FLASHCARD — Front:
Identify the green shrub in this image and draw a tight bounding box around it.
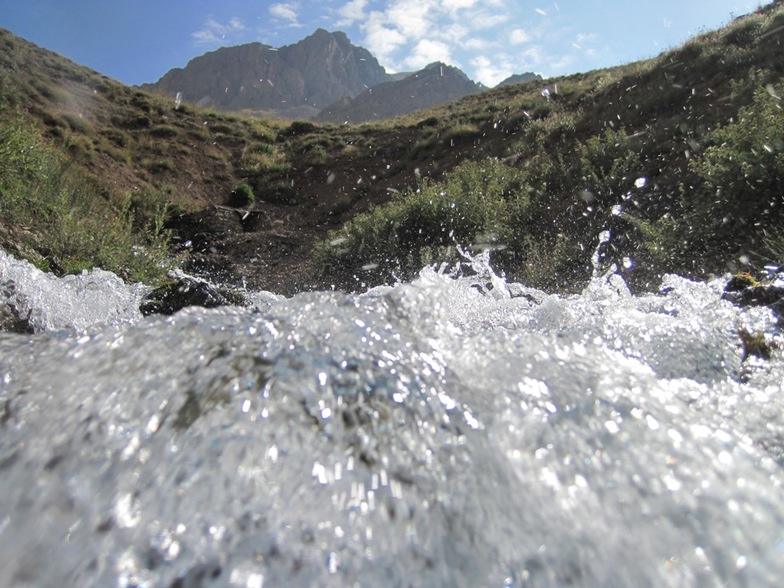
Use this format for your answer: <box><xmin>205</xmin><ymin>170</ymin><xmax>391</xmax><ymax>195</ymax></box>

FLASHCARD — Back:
<box><xmin>304</xmin><ymin>144</ymin><xmax>329</xmax><ymax>166</ymax></box>
<box><xmin>142</xmin><ymin>158</ymin><xmax>175</xmax><ymax>173</ymax></box>
<box><xmin>685</xmin><ymin>82</ymin><xmax>784</xmax><ymax>251</ymax></box>
<box><xmin>248</xmin><ymin>122</ymin><xmax>277</xmax><ymax>143</ymax></box>
<box><xmin>240</xmin><ymin>144</ymin><xmax>289</xmax><ymax>176</ymax></box>
<box><xmin>0</xmin><ymin>105</ymin><xmax>173</xmax><ymax>282</ymax></box>
<box><xmin>103</xmin><ymin>128</ymin><xmax>130</xmax><ymax>148</ymax></box>
<box><xmin>577</xmin><ymin>128</ymin><xmax>642</xmax><ymax>206</ymax></box>
<box><xmin>443</xmin><ymin>123</ymin><xmax>482</xmax><ymax>145</ymax></box>
<box><xmin>150</xmin><ymin>124</ymin><xmax>179</xmax><ymax>138</ymax></box>
<box><xmin>315</xmin><ymin>158</ymin><xmax>529</xmax><ymax>285</ymax></box>
<box><xmin>278</xmin><ymin>120</ymin><xmax>317</xmax><ymax>138</ymax></box>
<box><xmin>59</xmin><ymin>111</ymin><xmax>93</xmax><ymax>134</ymax></box>
<box><xmin>127</xmin><ymin>114</ymin><xmax>152</xmax><ymax>129</ymax></box>
<box><xmin>416</xmin><ymin>116</ymin><xmax>440</xmax><ymax>128</ymax></box>
<box><xmin>208</xmin><ymin>123</ymin><xmax>234</xmax><ymax>135</ymax></box>
<box><xmin>229</xmin><ymin>182</ymin><xmax>255</xmax><ymax>207</ymax></box>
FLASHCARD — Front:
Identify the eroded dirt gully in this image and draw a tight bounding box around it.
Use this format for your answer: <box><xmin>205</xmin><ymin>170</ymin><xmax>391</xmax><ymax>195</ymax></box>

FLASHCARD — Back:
<box><xmin>166</xmin><ymin>123</ymin><xmax>509</xmax><ymax>295</ymax></box>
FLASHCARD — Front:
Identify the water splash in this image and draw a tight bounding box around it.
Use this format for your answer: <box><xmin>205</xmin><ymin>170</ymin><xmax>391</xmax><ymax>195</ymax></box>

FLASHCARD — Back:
<box><xmin>1</xmin><ymin>250</ymin><xmax>783</xmax><ymax>587</ymax></box>
<box><xmin>0</xmin><ymin>250</ymin><xmax>148</xmax><ymax>332</ymax></box>
<box><xmin>591</xmin><ymin>229</ymin><xmax>612</xmax><ymax>277</ymax></box>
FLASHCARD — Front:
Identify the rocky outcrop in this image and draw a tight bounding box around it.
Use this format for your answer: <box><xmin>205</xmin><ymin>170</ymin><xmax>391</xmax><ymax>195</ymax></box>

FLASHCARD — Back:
<box><xmin>140</xmin><ymin>276</ymin><xmax>248</xmax><ymax>316</ymax></box>
<box><xmin>315</xmin><ymin>62</ymin><xmax>484</xmax><ymax>124</ymax></box>
<box><xmin>141</xmin><ymin>29</ymin><xmax>389</xmax><ymax>119</ymax></box>
<box><xmin>722</xmin><ymin>272</ymin><xmax>784</xmax><ymax>320</ymax></box>
<box><xmin>497</xmin><ymin>72</ymin><xmax>543</xmax><ymax>87</ymax></box>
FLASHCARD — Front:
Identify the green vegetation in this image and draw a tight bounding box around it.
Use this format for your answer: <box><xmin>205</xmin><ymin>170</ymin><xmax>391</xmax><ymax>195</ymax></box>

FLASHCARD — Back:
<box><xmin>315</xmin><ymin>159</ymin><xmax>524</xmax><ymax>284</ymax></box>
<box><xmin>639</xmin><ymin>77</ymin><xmax>784</xmax><ymax>273</ymax></box>
<box><xmin>0</xmin><ymin>104</ymin><xmax>173</xmax><ymax>282</ymax></box>
<box><xmin>686</xmin><ymin>80</ymin><xmax>784</xmax><ymax>253</ymax></box>
<box><xmin>316</xmin><ymin>129</ymin><xmax>647</xmax><ymax>289</ymax></box>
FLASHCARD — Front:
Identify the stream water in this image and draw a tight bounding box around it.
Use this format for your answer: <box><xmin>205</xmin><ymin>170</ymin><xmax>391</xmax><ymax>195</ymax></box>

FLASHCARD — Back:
<box><xmin>1</xmin><ymin>248</ymin><xmax>784</xmax><ymax>587</ymax></box>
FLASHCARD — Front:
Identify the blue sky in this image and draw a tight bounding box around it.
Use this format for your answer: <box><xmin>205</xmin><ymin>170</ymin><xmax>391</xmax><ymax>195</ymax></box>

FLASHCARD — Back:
<box><xmin>0</xmin><ymin>1</ymin><xmax>773</xmax><ymax>87</ymax></box>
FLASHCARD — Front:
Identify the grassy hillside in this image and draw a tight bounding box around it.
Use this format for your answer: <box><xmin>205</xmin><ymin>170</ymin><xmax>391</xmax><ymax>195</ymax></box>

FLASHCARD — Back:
<box><xmin>2</xmin><ymin>2</ymin><xmax>784</xmax><ymax>293</ymax></box>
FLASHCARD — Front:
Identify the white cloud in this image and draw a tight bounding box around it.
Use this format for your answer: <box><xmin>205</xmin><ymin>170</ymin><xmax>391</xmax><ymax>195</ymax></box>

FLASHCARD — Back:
<box><xmin>469</xmin><ymin>11</ymin><xmax>509</xmax><ymax>29</ymax></box>
<box><xmin>518</xmin><ymin>45</ymin><xmax>545</xmax><ymax>66</ymax></box>
<box><xmin>192</xmin><ymin>17</ymin><xmax>247</xmax><ymax>47</ymax></box>
<box><xmin>471</xmin><ymin>54</ymin><xmax>515</xmax><ymax>87</ymax></box>
<box><xmin>337</xmin><ymin>0</ymin><xmax>368</xmax><ymax>26</ymax></box>
<box><xmin>441</xmin><ymin>0</ymin><xmax>479</xmax><ymax>10</ymax></box>
<box><xmin>364</xmin><ymin>16</ymin><xmax>408</xmax><ymax>65</ymax></box>
<box><xmin>341</xmin><ymin>0</ymin><xmax>570</xmax><ymax>83</ymax></box>
<box><xmin>402</xmin><ymin>39</ymin><xmax>453</xmax><ymax>70</ymax></box>
<box><xmin>357</xmin><ymin>0</ymin><xmax>503</xmax><ymax>72</ymax></box>
<box><xmin>270</xmin><ymin>3</ymin><xmax>300</xmax><ymax>26</ymax></box>
<box><xmin>575</xmin><ymin>32</ymin><xmax>599</xmax><ymax>45</ymax></box>
<box><xmin>386</xmin><ymin>0</ymin><xmax>433</xmax><ymax>39</ymax></box>
<box><xmin>510</xmin><ymin>28</ymin><xmax>532</xmax><ymax>45</ymax></box>
<box><xmin>463</xmin><ymin>36</ymin><xmax>491</xmax><ymax>51</ymax></box>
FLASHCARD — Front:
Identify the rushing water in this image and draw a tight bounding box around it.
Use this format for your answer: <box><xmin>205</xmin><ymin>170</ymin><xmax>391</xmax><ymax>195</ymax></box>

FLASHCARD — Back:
<box><xmin>1</xmin><ymin>248</ymin><xmax>784</xmax><ymax>587</ymax></box>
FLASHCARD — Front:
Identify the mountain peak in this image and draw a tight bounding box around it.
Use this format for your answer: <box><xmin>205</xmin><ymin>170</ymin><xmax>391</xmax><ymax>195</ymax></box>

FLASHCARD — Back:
<box><xmin>142</xmin><ymin>29</ymin><xmax>388</xmax><ymax>119</ymax></box>
<box><xmin>423</xmin><ymin>62</ymin><xmax>471</xmax><ymax>81</ymax></box>
<box><xmin>142</xmin><ymin>29</ymin><xmax>484</xmax><ymax>121</ymax></box>
<box><xmin>307</xmin><ymin>28</ymin><xmax>350</xmax><ymax>45</ymax></box>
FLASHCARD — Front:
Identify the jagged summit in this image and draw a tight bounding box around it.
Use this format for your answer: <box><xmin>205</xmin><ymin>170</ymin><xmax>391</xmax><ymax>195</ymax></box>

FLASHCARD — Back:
<box><xmin>140</xmin><ymin>29</ymin><xmax>388</xmax><ymax>119</ymax></box>
<box><xmin>140</xmin><ymin>30</ymin><xmax>529</xmax><ymax>120</ymax></box>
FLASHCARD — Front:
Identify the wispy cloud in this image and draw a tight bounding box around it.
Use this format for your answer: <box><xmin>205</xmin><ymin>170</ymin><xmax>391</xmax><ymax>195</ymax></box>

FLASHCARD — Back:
<box><xmin>470</xmin><ymin>54</ymin><xmax>516</xmax><ymax>87</ymax></box>
<box><xmin>270</xmin><ymin>2</ymin><xmax>302</xmax><ymax>27</ymax></box>
<box><xmin>510</xmin><ymin>28</ymin><xmax>533</xmax><ymax>45</ymax></box>
<box><xmin>192</xmin><ymin>17</ymin><xmax>247</xmax><ymax>47</ymax></box>
<box><xmin>336</xmin><ymin>0</ymin><xmax>368</xmax><ymax>27</ymax></box>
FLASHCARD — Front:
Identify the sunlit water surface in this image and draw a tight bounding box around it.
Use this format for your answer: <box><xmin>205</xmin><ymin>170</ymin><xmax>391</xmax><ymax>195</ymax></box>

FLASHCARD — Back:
<box><xmin>2</xmin><ymin>249</ymin><xmax>784</xmax><ymax>587</ymax></box>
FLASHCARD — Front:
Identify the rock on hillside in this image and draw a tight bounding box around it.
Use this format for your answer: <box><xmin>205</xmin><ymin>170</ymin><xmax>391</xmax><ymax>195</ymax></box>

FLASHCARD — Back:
<box><xmin>315</xmin><ymin>62</ymin><xmax>484</xmax><ymax>124</ymax></box>
<box><xmin>496</xmin><ymin>72</ymin><xmax>543</xmax><ymax>87</ymax></box>
<box><xmin>140</xmin><ymin>29</ymin><xmax>389</xmax><ymax>119</ymax></box>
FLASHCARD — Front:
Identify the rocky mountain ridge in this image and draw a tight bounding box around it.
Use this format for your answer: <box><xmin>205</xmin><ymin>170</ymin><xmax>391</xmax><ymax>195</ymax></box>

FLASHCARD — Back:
<box><xmin>141</xmin><ymin>29</ymin><xmax>537</xmax><ymax>121</ymax></box>
<box><xmin>315</xmin><ymin>62</ymin><xmax>485</xmax><ymax>124</ymax></box>
<box><xmin>140</xmin><ymin>29</ymin><xmax>388</xmax><ymax>119</ymax></box>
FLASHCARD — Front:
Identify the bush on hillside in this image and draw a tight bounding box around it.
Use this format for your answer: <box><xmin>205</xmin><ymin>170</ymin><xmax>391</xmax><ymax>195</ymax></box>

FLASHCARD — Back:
<box><xmin>314</xmin><ymin>159</ymin><xmax>529</xmax><ymax>284</ymax></box>
<box><xmin>683</xmin><ymin>81</ymin><xmax>784</xmax><ymax>255</ymax></box>
<box><xmin>229</xmin><ymin>182</ymin><xmax>255</xmax><ymax>207</ymax></box>
<box><xmin>577</xmin><ymin>129</ymin><xmax>642</xmax><ymax>207</ymax></box>
<box><xmin>0</xmin><ymin>104</ymin><xmax>173</xmax><ymax>282</ymax></box>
